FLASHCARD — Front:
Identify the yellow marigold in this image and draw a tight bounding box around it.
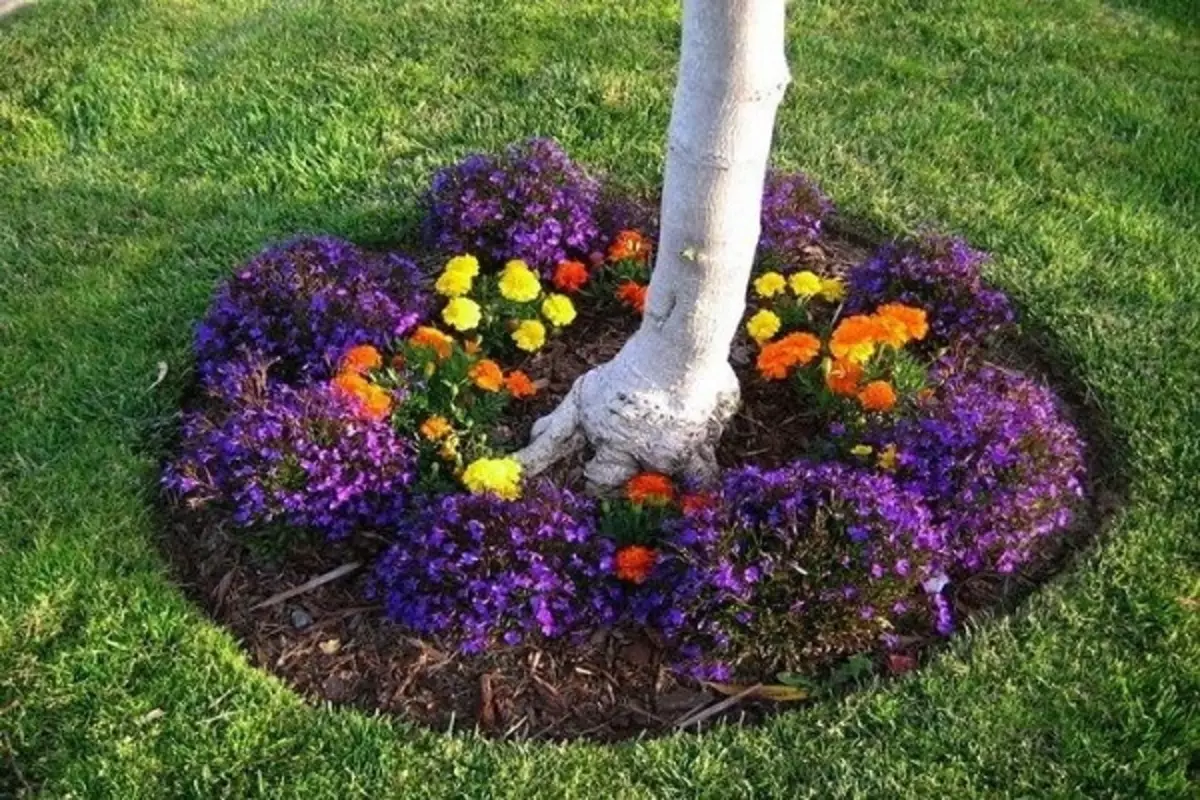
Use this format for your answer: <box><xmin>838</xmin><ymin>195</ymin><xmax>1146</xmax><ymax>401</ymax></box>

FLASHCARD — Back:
<box><xmin>876</xmin><ymin>302</ymin><xmax>929</xmax><ymax>342</ymax></box>
<box><xmin>877</xmin><ymin>444</ymin><xmax>899</xmax><ymax>471</ymax></box>
<box><xmin>419</xmin><ymin>415</ymin><xmax>453</xmax><ymax>441</ymax></box>
<box><xmin>410</xmin><ymin>326</ymin><xmax>453</xmax><ymax>360</ymax></box>
<box><xmin>789</xmin><ymin>270</ymin><xmax>823</xmax><ymax>298</ymax></box>
<box><xmin>745</xmin><ymin>309</ymin><xmax>782</xmax><ymax>344</ymax></box>
<box><xmin>498</xmin><ymin>259</ymin><xmax>542</xmax><ymax>303</ymax></box>
<box><xmin>444</xmin><ymin>254</ymin><xmax>480</xmax><ymax>278</ymax></box>
<box><xmin>512</xmin><ymin>319</ymin><xmax>546</xmax><ymax>352</ymax></box>
<box><xmin>441</xmin><ymin>297</ymin><xmax>482</xmax><ymax>332</ymax></box>
<box><xmin>858</xmin><ymin>380</ymin><xmax>898</xmax><ymax>412</ymax></box>
<box><xmin>819</xmin><ymin>277</ymin><xmax>846</xmax><ymax>302</ymax></box>
<box><xmin>469</xmin><ymin>359</ymin><xmax>504</xmax><ymax>392</ymax></box>
<box><xmin>434</xmin><ymin>265</ymin><xmax>473</xmax><ymax>298</ymax></box>
<box><xmin>753</xmin><ymin>271</ymin><xmax>788</xmax><ymax>299</ymax></box>
<box><xmin>830</xmin><ymin>315</ymin><xmax>879</xmax><ymax>364</ymax></box>
<box><xmin>461</xmin><ymin>457</ymin><xmax>523</xmax><ymax>500</ymax></box>
<box><xmin>541</xmin><ymin>293</ymin><xmax>577</xmax><ymax>327</ymax></box>
<box><xmin>438</xmin><ymin>433</ymin><xmax>460</xmax><ymax>462</ymax></box>
<box><xmin>340</xmin><ymin>344</ymin><xmax>382</xmax><ymax>375</ymax></box>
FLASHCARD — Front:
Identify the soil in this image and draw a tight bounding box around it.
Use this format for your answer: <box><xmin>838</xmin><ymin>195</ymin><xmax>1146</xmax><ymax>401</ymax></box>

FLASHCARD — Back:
<box><xmin>159</xmin><ymin>224</ymin><xmax>1125</xmax><ymax>742</ymax></box>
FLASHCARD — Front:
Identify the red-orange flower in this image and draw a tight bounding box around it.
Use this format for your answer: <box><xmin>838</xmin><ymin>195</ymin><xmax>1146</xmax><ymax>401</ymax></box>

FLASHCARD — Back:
<box><xmin>468</xmin><ymin>359</ymin><xmax>504</xmax><ymax>392</ymax></box>
<box><xmin>409</xmin><ymin>326</ymin><xmax>454</xmax><ymax>360</ymax></box>
<box><xmin>340</xmin><ymin>344</ymin><xmax>382</xmax><ymax>375</ymax></box>
<box><xmin>608</xmin><ymin>230</ymin><xmax>649</xmax><ymax>263</ymax></box>
<box><xmin>616</xmin><ymin>280</ymin><xmax>648</xmax><ymax>314</ymax></box>
<box><xmin>825</xmin><ymin>357</ymin><xmax>864</xmax><ymax>397</ymax></box>
<box><xmin>681</xmin><ymin>492</ymin><xmax>717</xmax><ymax>515</ymax></box>
<box><xmin>829</xmin><ymin>315</ymin><xmax>879</xmax><ymax>364</ymax></box>
<box><xmin>876</xmin><ymin>302</ymin><xmax>929</xmax><ymax>343</ymax></box>
<box><xmin>858</xmin><ymin>380</ymin><xmax>898</xmax><ymax>412</ymax></box>
<box><xmin>552</xmin><ymin>260</ymin><xmax>590</xmax><ymax>293</ymax></box>
<box><xmin>504</xmin><ymin>370</ymin><xmax>537</xmax><ymax>399</ymax></box>
<box><xmin>614</xmin><ymin>545</ymin><xmax>658</xmax><ymax>584</ymax></box>
<box><xmin>756</xmin><ymin>331</ymin><xmax>821</xmax><ymax>380</ymax></box>
<box><xmin>626</xmin><ymin>472</ymin><xmax>675</xmax><ymax>506</ymax></box>
<box><xmin>332</xmin><ymin>373</ymin><xmax>393</xmax><ymax>421</ymax></box>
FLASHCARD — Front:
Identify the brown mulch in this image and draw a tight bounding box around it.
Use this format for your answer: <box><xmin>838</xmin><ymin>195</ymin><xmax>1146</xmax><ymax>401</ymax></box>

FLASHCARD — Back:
<box><xmin>159</xmin><ymin>224</ymin><xmax>1124</xmax><ymax>743</ymax></box>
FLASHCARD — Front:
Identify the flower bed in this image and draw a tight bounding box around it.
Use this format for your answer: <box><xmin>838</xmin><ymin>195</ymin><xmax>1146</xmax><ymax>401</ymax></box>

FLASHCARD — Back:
<box><xmin>163</xmin><ymin>138</ymin><xmax>1090</xmax><ymax>740</ymax></box>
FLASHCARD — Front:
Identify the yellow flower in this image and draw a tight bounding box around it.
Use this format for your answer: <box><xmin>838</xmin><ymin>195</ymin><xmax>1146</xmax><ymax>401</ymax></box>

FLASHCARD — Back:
<box><xmin>819</xmin><ymin>277</ymin><xmax>846</xmax><ymax>302</ymax></box>
<box><xmin>441</xmin><ymin>297</ymin><xmax>482</xmax><ymax>331</ymax></box>
<box><xmin>438</xmin><ymin>434</ymin><xmax>460</xmax><ymax>462</ymax></box>
<box><xmin>435</xmin><ymin>267</ymin><xmax>473</xmax><ymax>297</ymax></box>
<box><xmin>512</xmin><ymin>319</ymin><xmax>546</xmax><ymax>352</ymax></box>
<box><xmin>753</xmin><ymin>271</ymin><xmax>787</xmax><ymax>298</ymax></box>
<box><xmin>444</xmin><ymin>254</ymin><xmax>480</xmax><ymax>278</ymax></box>
<box><xmin>745</xmin><ymin>309</ymin><xmax>782</xmax><ymax>344</ymax></box>
<box><xmin>877</xmin><ymin>444</ymin><xmax>898</xmax><ymax>471</ymax></box>
<box><xmin>498</xmin><ymin>259</ymin><xmax>542</xmax><ymax>303</ymax></box>
<box><xmin>541</xmin><ymin>293</ymin><xmax>577</xmax><ymax>327</ymax></box>
<box><xmin>850</xmin><ymin>444</ymin><xmax>874</xmax><ymax>457</ymax></box>
<box><xmin>789</xmin><ymin>270</ymin><xmax>823</xmax><ymax>298</ymax></box>
<box><xmin>461</xmin><ymin>457</ymin><xmax>523</xmax><ymax>500</ymax></box>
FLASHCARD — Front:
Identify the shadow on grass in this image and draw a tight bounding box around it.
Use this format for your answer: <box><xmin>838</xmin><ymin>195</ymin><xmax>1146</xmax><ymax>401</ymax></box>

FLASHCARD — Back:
<box><xmin>1107</xmin><ymin>0</ymin><xmax>1199</xmax><ymax>31</ymax></box>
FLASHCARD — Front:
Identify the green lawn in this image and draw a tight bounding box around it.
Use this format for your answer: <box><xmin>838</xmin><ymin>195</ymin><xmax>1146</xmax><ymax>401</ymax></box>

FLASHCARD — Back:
<box><xmin>2</xmin><ymin>0</ymin><xmax>1198</xmax><ymax>796</ymax></box>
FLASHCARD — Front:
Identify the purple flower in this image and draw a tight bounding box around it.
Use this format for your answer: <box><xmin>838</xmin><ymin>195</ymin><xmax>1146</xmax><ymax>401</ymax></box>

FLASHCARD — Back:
<box><xmin>194</xmin><ymin>236</ymin><xmax>428</xmax><ymax>389</ymax></box>
<box><xmin>164</xmin><ymin>368</ymin><xmax>416</xmax><ymax>540</ymax></box>
<box><xmin>758</xmin><ymin>170</ymin><xmax>835</xmax><ymax>265</ymax></box>
<box><xmin>370</xmin><ymin>482</ymin><xmax>623</xmax><ymax>652</ymax></box>
<box><xmin>846</xmin><ymin>232</ymin><xmax>1015</xmax><ymax>348</ymax></box>
<box><xmin>423</xmin><ymin>138</ymin><xmax>602</xmax><ymax>273</ymax></box>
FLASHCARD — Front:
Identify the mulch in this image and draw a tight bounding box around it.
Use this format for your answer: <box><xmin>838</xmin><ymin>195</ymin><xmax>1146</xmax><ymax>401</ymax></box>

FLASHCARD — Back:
<box><xmin>159</xmin><ymin>226</ymin><xmax>1124</xmax><ymax>742</ymax></box>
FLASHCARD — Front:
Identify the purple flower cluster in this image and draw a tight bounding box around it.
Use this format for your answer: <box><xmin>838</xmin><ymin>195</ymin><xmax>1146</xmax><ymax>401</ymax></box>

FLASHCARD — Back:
<box><xmin>194</xmin><ymin>236</ymin><xmax>428</xmax><ymax>388</ymax></box>
<box><xmin>164</xmin><ymin>366</ymin><xmax>416</xmax><ymax>540</ymax></box>
<box><xmin>633</xmin><ymin>462</ymin><xmax>944</xmax><ymax>680</ymax></box>
<box><xmin>872</xmin><ymin>361</ymin><xmax>1086</xmax><ymax>576</ymax></box>
<box><xmin>371</xmin><ymin>482</ymin><xmax>623</xmax><ymax>653</ymax></box>
<box><xmin>758</xmin><ymin>170</ymin><xmax>835</xmax><ymax>264</ymax></box>
<box><xmin>423</xmin><ymin>138</ymin><xmax>602</xmax><ymax>272</ymax></box>
<box><xmin>846</xmin><ymin>233</ymin><xmax>1015</xmax><ymax>348</ymax></box>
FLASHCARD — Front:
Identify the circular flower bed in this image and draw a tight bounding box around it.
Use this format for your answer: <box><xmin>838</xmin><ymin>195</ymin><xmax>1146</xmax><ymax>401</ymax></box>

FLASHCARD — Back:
<box><xmin>163</xmin><ymin>138</ymin><xmax>1092</xmax><ymax>740</ymax></box>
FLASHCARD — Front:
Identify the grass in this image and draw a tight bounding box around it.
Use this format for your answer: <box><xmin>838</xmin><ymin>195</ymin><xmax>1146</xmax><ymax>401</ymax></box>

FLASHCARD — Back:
<box><xmin>1</xmin><ymin>0</ymin><xmax>1198</xmax><ymax>795</ymax></box>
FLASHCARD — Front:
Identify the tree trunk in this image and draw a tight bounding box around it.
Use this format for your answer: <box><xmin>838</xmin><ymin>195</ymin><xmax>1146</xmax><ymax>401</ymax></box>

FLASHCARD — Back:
<box><xmin>516</xmin><ymin>0</ymin><xmax>791</xmax><ymax>490</ymax></box>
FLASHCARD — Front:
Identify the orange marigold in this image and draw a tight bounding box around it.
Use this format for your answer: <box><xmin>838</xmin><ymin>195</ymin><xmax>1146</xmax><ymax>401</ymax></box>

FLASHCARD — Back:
<box><xmin>340</xmin><ymin>344</ymin><xmax>382</xmax><ymax>375</ymax></box>
<box><xmin>616</xmin><ymin>280</ymin><xmax>648</xmax><ymax>314</ymax></box>
<box><xmin>872</xmin><ymin>313</ymin><xmax>910</xmax><ymax>349</ymax></box>
<box><xmin>332</xmin><ymin>373</ymin><xmax>392</xmax><ymax>421</ymax></box>
<box><xmin>614</xmin><ymin>545</ymin><xmax>658</xmax><ymax>584</ymax></box>
<box><xmin>825</xmin><ymin>357</ymin><xmax>864</xmax><ymax>396</ymax></box>
<box><xmin>876</xmin><ymin>302</ymin><xmax>929</xmax><ymax>343</ymax></box>
<box><xmin>608</xmin><ymin>229</ymin><xmax>649</xmax><ymax>263</ymax></box>
<box><xmin>504</xmin><ymin>370</ymin><xmax>537</xmax><ymax>399</ymax></box>
<box><xmin>756</xmin><ymin>331</ymin><xmax>821</xmax><ymax>380</ymax></box>
<box><xmin>681</xmin><ymin>492</ymin><xmax>717</xmax><ymax>515</ymax></box>
<box><xmin>625</xmin><ymin>472</ymin><xmax>675</xmax><ymax>506</ymax></box>
<box><xmin>409</xmin><ymin>326</ymin><xmax>453</xmax><ymax>361</ymax></box>
<box><xmin>468</xmin><ymin>359</ymin><xmax>504</xmax><ymax>392</ymax></box>
<box><xmin>830</xmin><ymin>315</ymin><xmax>880</xmax><ymax>364</ymax></box>
<box><xmin>419</xmin><ymin>415</ymin><xmax>453</xmax><ymax>441</ymax></box>
<box><xmin>552</xmin><ymin>260</ymin><xmax>590</xmax><ymax>293</ymax></box>
<box><xmin>858</xmin><ymin>380</ymin><xmax>898</xmax><ymax>412</ymax></box>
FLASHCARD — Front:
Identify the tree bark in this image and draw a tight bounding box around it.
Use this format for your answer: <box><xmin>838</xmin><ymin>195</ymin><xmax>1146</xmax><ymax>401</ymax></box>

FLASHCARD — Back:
<box><xmin>516</xmin><ymin>0</ymin><xmax>791</xmax><ymax>490</ymax></box>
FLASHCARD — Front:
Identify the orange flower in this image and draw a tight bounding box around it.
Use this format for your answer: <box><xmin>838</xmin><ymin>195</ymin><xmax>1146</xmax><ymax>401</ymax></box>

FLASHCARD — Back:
<box><xmin>756</xmin><ymin>332</ymin><xmax>821</xmax><ymax>380</ymax></box>
<box><xmin>858</xmin><ymin>380</ymin><xmax>898</xmax><ymax>412</ymax></box>
<box><xmin>340</xmin><ymin>344</ymin><xmax>382</xmax><ymax>375</ymax></box>
<box><xmin>871</xmin><ymin>313</ymin><xmax>910</xmax><ymax>349</ymax></box>
<box><xmin>681</xmin><ymin>492</ymin><xmax>717</xmax><ymax>515</ymax></box>
<box><xmin>552</xmin><ymin>260</ymin><xmax>590</xmax><ymax>293</ymax></box>
<box><xmin>616</xmin><ymin>280</ymin><xmax>648</xmax><ymax>314</ymax></box>
<box><xmin>626</xmin><ymin>472</ymin><xmax>675</xmax><ymax>506</ymax></box>
<box><xmin>419</xmin><ymin>415</ymin><xmax>453</xmax><ymax>441</ymax></box>
<box><xmin>829</xmin><ymin>315</ymin><xmax>879</xmax><ymax>364</ymax></box>
<box><xmin>332</xmin><ymin>373</ymin><xmax>392</xmax><ymax>421</ymax></box>
<box><xmin>504</xmin><ymin>370</ymin><xmax>537</xmax><ymax>399</ymax></box>
<box><xmin>825</xmin><ymin>357</ymin><xmax>864</xmax><ymax>396</ymax></box>
<box><xmin>468</xmin><ymin>359</ymin><xmax>504</xmax><ymax>392</ymax></box>
<box><xmin>608</xmin><ymin>230</ymin><xmax>649</xmax><ymax>263</ymax></box>
<box><xmin>614</xmin><ymin>545</ymin><xmax>658</xmax><ymax>584</ymax></box>
<box><xmin>876</xmin><ymin>303</ymin><xmax>929</xmax><ymax>343</ymax></box>
<box><xmin>409</xmin><ymin>326</ymin><xmax>453</xmax><ymax>360</ymax></box>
